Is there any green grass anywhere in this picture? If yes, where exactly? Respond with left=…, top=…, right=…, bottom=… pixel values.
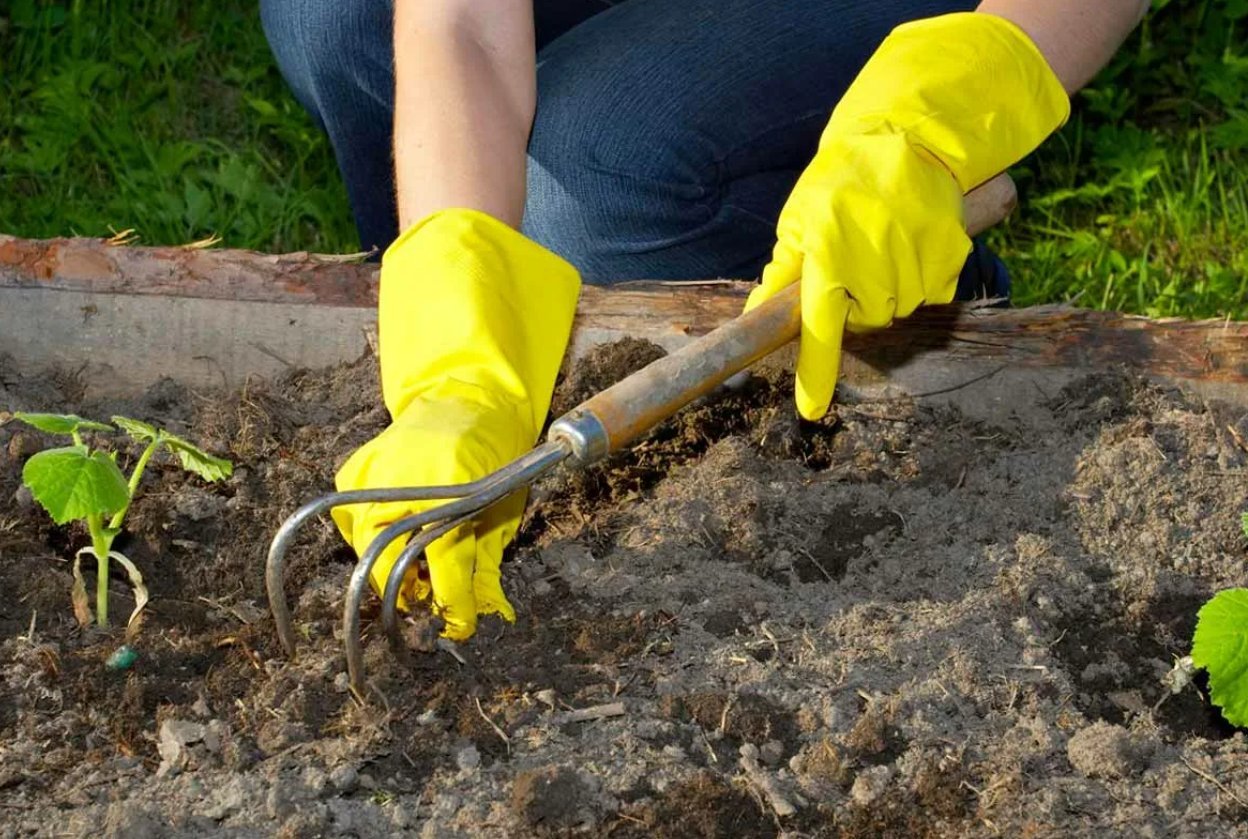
left=0, top=0, right=1245, bottom=319
left=993, top=0, right=1248, bottom=319
left=0, top=0, right=355, bottom=252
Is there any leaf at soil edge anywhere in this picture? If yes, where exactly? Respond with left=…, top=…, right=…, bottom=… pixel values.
left=1192, top=588, right=1248, bottom=728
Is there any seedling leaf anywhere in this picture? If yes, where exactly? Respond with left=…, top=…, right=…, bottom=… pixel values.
left=1241, top=512, right=1247, bottom=539
left=14, top=412, right=114, bottom=436
left=111, top=415, right=160, bottom=444
left=22, top=446, right=130, bottom=524
left=1191, top=588, right=1248, bottom=728
left=163, top=434, right=233, bottom=482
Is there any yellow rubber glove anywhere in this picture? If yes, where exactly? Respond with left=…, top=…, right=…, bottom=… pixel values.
left=746, top=12, right=1070, bottom=420
left=332, top=209, right=580, bottom=640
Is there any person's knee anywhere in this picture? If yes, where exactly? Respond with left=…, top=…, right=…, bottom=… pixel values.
left=260, top=0, right=391, bottom=113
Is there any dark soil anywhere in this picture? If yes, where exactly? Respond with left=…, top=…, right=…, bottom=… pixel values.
left=1, top=345, right=1247, bottom=838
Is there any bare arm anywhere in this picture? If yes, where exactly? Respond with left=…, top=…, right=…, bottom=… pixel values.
left=977, top=0, right=1149, bottom=93
left=393, top=1, right=535, bottom=230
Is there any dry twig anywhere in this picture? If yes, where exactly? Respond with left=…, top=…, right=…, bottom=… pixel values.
left=1181, top=757, right=1248, bottom=809
left=474, top=697, right=511, bottom=754
left=549, top=702, right=626, bottom=726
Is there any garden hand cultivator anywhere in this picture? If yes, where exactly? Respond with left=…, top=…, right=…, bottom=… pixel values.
left=265, top=176, right=1016, bottom=695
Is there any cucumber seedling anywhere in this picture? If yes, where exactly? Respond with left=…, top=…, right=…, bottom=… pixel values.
left=13, top=413, right=232, bottom=634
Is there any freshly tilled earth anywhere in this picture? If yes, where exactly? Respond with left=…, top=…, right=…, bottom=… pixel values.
left=1, top=345, right=1246, bottom=838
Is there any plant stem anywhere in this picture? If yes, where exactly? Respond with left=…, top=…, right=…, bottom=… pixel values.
left=108, top=439, right=159, bottom=531
left=86, top=513, right=115, bottom=625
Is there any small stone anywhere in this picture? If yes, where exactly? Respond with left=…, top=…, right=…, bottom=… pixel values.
left=850, top=765, right=893, bottom=806
left=415, top=708, right=440, bottom=726
left=357, top=772, right=378, bottom=791
left=769, top=550, right=794, bottom=571
left=456, top=745, right=481, bottom=772
left=199, top=777, right=247, bottom=820
left=7, top=432, right=40, bottom=460
left=191, top=695, right=212, bottom=718
left=12, top=484, right=33, bottom=510
left=333, top=671, right=351, bottom=693
left=329, top=764, right=359, bottom=793
left=157, top=719, right=206, bottom=775
left=161, top=719, right=206, bottom=746
left=532, top=579, right=553, bottom=597
left=534, top=689, right=557, bottom=709
left=203, top=720, right=225, bottom=753
left=760, top=740, right=785, bottom=766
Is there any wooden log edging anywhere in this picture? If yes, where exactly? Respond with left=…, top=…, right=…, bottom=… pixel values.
left=0, top=235, right=1245, bottom=407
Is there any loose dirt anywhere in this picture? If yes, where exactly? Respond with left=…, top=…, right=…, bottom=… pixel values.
left=1, top=342, right=1246, bottom=838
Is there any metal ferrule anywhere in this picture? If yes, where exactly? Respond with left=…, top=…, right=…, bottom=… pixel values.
left=548, top=409, right=609, bottom=465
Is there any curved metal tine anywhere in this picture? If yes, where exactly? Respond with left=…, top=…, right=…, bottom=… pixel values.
left=266, top=463, right=561, bottom=657
left=344, top=441, right=572, bottom=695
left=380, top=513, right=477, bottom=652
left=343, top=510, right=448, bottom=696
left=379, top=515, right=471, bottom=660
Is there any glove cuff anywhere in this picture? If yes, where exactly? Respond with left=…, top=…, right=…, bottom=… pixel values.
left=378, top=209, right=582, bottom=436
left=827, top=12, right=1070, bottom=192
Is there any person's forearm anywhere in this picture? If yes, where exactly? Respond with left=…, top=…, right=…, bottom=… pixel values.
left=977, top=0, right=1149, bottom=93
left=393, top=2, right=535, bottom=230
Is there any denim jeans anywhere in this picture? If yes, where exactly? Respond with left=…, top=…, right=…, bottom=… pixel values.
left=260, top=0, right=1007, bottom=297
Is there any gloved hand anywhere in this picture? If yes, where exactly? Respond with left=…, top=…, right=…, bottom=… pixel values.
left=747, top=12, right=1069, bottom=420
left=332, top=209, right=580, bottom=640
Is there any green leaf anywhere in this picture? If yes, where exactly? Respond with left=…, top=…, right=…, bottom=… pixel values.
left=14, top=412, right=113, bottom=436
left=1192, top=588, right=1248, bottom=728
left=21, top=446, right=131, bottom=524
left=162, top=434, right=233, bottom=482
left=111, top=415, right=160, bottom=444
left=1241, top=512, right=1247, bottom=539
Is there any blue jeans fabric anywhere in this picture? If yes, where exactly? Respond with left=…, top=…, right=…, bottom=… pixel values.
left=260, top=0, right=1007, bottom=298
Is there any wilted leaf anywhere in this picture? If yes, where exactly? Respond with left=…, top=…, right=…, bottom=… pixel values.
left=70, top=552, right=93, bottom=627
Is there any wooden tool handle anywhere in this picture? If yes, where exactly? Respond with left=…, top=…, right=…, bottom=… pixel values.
left=553, top=174, right=1018, bottom=460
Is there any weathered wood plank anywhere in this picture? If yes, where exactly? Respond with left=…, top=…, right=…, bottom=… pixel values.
left=1, top=235, right=1245, bottom=409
